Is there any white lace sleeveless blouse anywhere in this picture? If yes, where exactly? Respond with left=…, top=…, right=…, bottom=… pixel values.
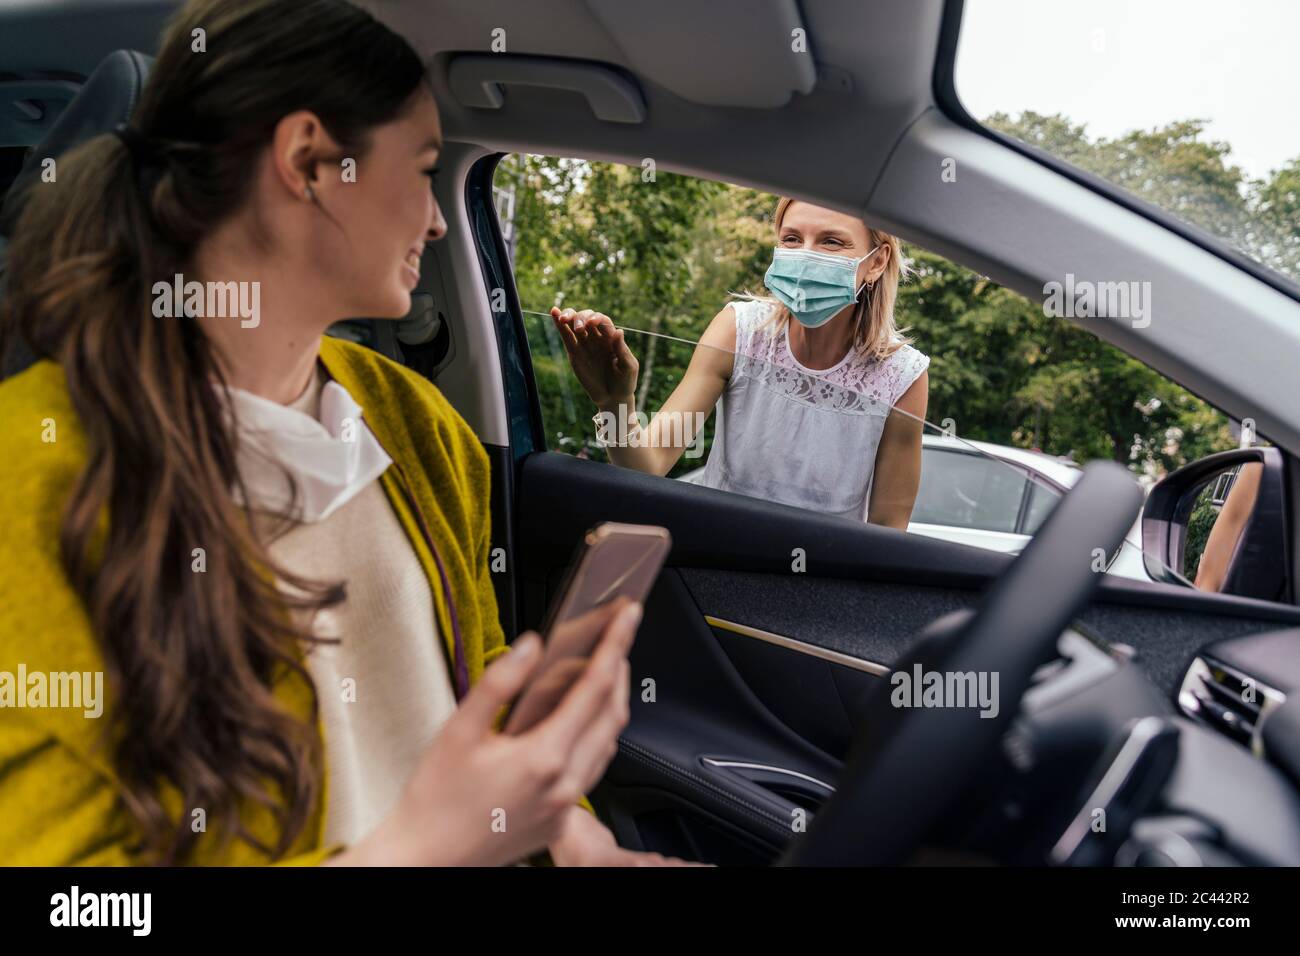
left=686, top=298, right=930, bottom=520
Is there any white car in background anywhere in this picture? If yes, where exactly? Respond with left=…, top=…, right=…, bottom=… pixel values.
left=909, top=435, right=1149, bottom=581
left=679, top=434, right=1150, bottom=581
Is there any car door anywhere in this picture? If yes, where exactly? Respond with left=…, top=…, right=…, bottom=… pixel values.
left=455, top=153, right=1300, bottom=865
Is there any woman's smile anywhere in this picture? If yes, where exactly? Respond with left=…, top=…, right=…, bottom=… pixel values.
left=402, top=247, right=421, bottom=285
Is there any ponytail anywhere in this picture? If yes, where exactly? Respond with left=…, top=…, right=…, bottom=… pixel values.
left=0, top=0, right=426, bottom=863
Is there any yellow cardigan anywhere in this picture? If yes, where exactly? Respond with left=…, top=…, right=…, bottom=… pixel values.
left=0, top=337, right=565, bottom=865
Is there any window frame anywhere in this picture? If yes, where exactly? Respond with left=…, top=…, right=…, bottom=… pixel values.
left=1019, top=470, right=1066, bottom=536
left=479, top=148, right=1089, bottom=541
left=468, top=151, right=546, bottom=461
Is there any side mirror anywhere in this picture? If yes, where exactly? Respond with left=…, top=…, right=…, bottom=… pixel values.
left=1141, top=447, right=1290, bottom=601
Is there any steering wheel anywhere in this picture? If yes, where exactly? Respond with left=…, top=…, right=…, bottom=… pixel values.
left=780, top=461, right=1143, bottom=865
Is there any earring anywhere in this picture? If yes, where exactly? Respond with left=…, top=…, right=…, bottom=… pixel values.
left=304, top=185, right=316, bottom=202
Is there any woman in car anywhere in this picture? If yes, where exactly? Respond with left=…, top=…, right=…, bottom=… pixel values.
left=553, top=198, right=931, bottom=527
left=0, top=0, right=672, bottom=867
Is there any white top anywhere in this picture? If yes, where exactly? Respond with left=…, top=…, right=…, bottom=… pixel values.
left=688, top=298, right=930, bottom=519
left=234, top=368, right=457, bottom=848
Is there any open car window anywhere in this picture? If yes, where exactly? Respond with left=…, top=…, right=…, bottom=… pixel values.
left=496, top=153, right=1244, bottom=583
left=521, top=309, right=1162, bottom=579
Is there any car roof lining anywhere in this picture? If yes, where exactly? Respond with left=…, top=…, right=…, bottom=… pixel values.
left=377, top=0, right=942, bottom=221
left=0, top=0, right=939, bottom=219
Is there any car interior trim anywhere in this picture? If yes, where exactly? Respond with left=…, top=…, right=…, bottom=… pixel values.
left=700, top=758, right=837, bottom=795
left=704, top=614, right=891, bottom=677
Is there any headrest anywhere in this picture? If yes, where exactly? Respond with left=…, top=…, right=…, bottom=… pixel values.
left=0, top=49, right=153, bottom=238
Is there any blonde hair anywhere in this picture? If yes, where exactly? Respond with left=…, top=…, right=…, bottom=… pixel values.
left=732, top=196, right=913, bottom=361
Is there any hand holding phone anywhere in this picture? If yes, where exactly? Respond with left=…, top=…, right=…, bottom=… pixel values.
left=503, top=523, right=671, bottom=735
left=503, top=599, right=636, bottom=736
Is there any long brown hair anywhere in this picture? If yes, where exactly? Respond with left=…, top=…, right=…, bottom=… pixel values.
left=737, top=196, right=913, bottom=360
left=0, top=0, right=427, bottom=863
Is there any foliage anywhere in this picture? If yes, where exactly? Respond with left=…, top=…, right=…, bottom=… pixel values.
left=497, top=113, right=1299, bottom=479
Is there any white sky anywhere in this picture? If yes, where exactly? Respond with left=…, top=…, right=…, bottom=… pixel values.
left=955, top=0, right=1300, bottom=182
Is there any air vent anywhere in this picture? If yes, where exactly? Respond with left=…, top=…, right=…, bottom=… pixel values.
left=1178, top=656, right=1286, bottom=755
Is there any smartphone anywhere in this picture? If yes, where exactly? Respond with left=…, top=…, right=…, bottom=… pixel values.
left=540, top=522, right=672, bottom=637
left=504, top=522, right=671, bottom=734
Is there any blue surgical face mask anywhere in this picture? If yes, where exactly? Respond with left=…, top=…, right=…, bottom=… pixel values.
left=764, top=245, right=879, bottom=328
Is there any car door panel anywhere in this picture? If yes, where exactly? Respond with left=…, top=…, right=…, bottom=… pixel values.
left=600, top=570, right=839, bottom=861
left=505, top=449, right=1300, bottom=860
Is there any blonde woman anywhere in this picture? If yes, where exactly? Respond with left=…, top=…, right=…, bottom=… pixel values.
left=552, top=198, right=930, bottom=527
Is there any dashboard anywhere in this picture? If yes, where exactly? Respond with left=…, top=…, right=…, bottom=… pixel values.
left=969, top=626, right=1300, bottom=866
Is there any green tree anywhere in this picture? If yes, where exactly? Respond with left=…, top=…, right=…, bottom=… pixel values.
left=499, top=105, right=1300, bottom=481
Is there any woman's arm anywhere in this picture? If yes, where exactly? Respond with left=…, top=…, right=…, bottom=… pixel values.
left=866, top=370, right=929, bottom=531
left=553, top=305, right=735, bottom=476
left=1194, top=461, right=1263, bottom=592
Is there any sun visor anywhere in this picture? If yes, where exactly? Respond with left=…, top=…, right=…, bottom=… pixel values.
left=584, top=0, right=817, bottom=108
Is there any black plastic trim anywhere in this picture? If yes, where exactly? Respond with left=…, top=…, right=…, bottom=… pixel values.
left=482, top=441, right=519, bottom=638
left=520, top=450, right=1300, bottom=626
